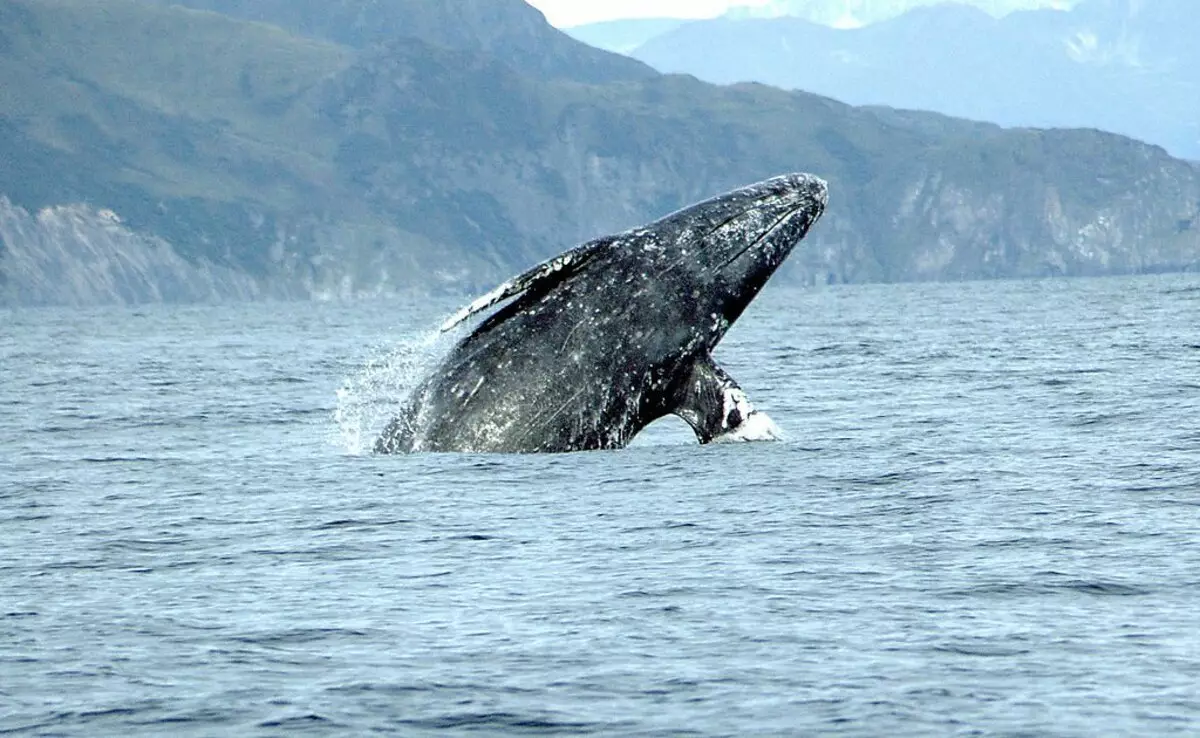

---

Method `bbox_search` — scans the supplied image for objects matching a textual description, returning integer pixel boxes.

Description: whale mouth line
[714,200,812,273]
[653,192,813,280]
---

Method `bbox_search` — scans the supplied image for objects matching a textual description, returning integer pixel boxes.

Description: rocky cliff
[0,198,262,305]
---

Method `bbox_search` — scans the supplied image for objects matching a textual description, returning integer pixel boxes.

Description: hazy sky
[525,0,766,27]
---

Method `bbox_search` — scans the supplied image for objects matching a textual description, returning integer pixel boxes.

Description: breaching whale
[375,172,828,454]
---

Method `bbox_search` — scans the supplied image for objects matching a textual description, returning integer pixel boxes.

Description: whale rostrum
[376,173,828,454]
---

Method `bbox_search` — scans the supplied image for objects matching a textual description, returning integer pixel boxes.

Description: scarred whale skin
[376,173,828,454]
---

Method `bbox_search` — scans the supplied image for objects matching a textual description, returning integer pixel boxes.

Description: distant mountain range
[563,18,691,55]
[725,0,1080,25]
[565,1,1080,50]
[1,0,1198,306]
[611,0,1199,160]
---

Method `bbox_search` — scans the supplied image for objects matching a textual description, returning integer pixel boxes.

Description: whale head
[650,172,828,347]
[437,172,828,346]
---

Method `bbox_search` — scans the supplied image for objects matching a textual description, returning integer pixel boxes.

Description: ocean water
[2,274,1199,736]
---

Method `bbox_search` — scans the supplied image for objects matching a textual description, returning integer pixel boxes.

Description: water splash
[712,411,784,443]
[332,325,457,455]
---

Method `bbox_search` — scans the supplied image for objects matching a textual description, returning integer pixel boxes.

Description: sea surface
[2,274,1199,736]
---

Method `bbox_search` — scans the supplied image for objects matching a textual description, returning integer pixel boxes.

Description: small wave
[103,537,192,551]
[1066,410,1142,428]
[325,682,433,696]
[933,643,1032,657]
[44,560,103,571]
[946,579,1150,598]
[266,376,309,385]
[75,707,140,720]
[232,628,373,647]
[839,471,919,487]
[139,708,236,726]
[1062,580,1149,596]
[258,714,341,729]
[398,711,599,733]
[311,518,414,531]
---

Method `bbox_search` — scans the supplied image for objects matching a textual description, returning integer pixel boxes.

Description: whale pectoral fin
[439,238,612,332]
[672,357,781,444]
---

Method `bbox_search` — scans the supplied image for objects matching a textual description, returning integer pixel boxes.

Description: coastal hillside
[1,0,1197,305]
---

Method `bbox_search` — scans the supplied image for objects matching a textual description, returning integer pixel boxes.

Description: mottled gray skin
[376,173,828,454]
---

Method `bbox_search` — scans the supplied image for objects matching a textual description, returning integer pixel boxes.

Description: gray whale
[376,173,828,453]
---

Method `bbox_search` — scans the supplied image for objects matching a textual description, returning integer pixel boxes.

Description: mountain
[563,18,691,55]
[565,1,1082,54]
[2,0,1199,306]
[135,0,655,84]
[630,0,1200,160]
[726,0,1081,26]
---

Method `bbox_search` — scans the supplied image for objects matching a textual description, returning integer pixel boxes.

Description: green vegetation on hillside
[1,0,1196,302]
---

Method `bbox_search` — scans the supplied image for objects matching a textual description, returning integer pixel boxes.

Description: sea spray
[332,323,459,455]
